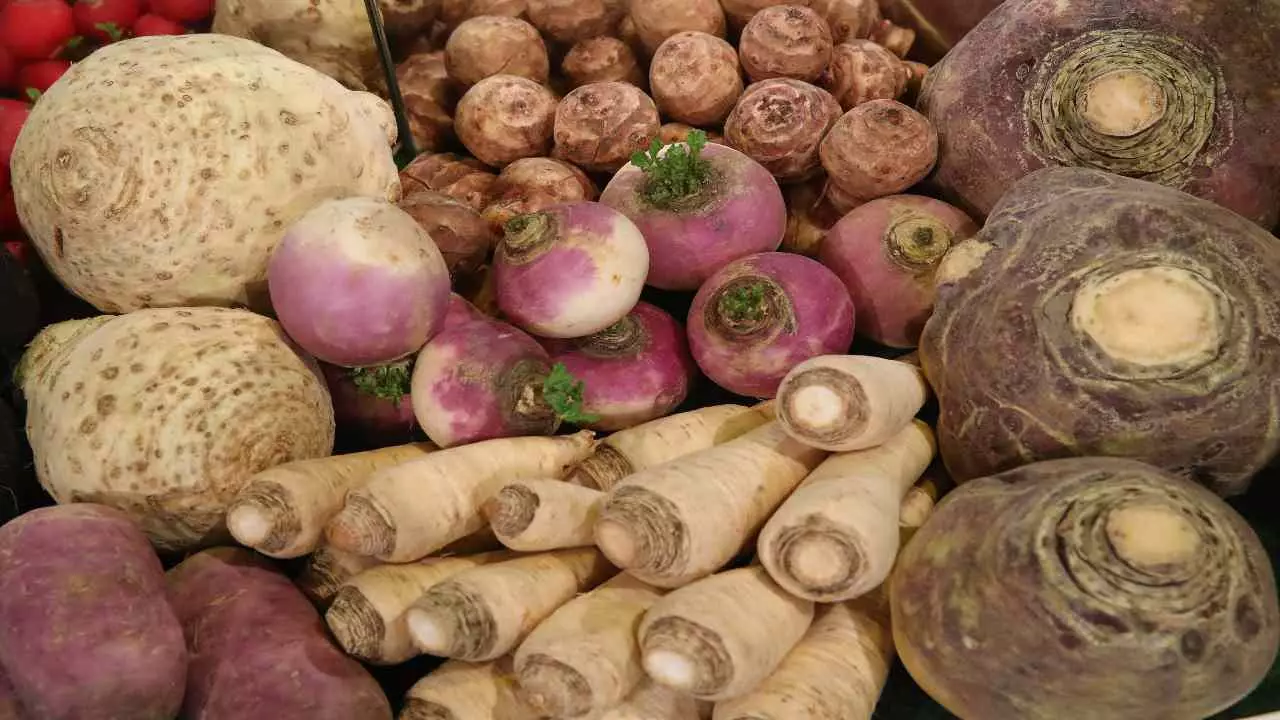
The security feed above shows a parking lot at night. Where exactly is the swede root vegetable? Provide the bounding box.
[650,32,742,127]
[688,252,854,398]
[226,442,434,558]
[401,153,498,212]
[775,355,929,451]
[513,573,665,717]
[326,431,596,562]
[638,566,814,700]
[712,594,893,720]
[819,99,937,205]
[484,478,604,551]
[781,178,842,256]
[739,6,834,83]
[820,40,909,111]
[0,504,187,720]
[398,190,496,279]
[397,51,456,154]
[600,132,787,291]
[482,158,598,231]
[11,34,399,314]
[401,659,541,720]
[566,403,775,491]
[724,79,842,182]
[268,197,451,368]
[920,166,1280,494]
[167,547,392,720]
[629,0,727,55]
[445,16,549,87]
[406,547,616,661]
[820,194,976,348]
[806,0,881,44]
[528,0,626,44]
[659,123,725,145]
[595,421,826,587]
[758,420,935,602]
[562,37,645,90]
[297,544,383,607]
[17,307,334,551]
[916,0,1280,226]
[455,75,558,168]
[553,81,661,173]
[893,457,1280,720]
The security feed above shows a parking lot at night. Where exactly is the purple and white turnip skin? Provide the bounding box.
[687,252,855,398]
[268,197,452,368]
[321,362,419,447]
[599,135,787,291]
[820,194,978,348]
[540,301,698,431]
[493,201,650,339]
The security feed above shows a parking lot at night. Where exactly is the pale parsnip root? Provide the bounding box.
[296,544,383,608]
[228,443,435,558]
[513,573,665,718]
[325,431,596,562]
[401,658,542,720]
[600,680,707,720]
[406,548,616,661]
[638,566,815,701]
[484,479,604,552]
[776,355,930,451]
[899,465,951,544]
[758,421,936,603]
[594,422,827,588]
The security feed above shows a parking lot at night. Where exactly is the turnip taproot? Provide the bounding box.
[917,0,1280,226]
[398,189,495,279]
[649,31,742,127]
[739,5,834,83]
[553,81,661,173]
[482,157,598,232]
[724,78,842,182]
[629,0,726,56]
[444,15,549,87]
[455,74,558,168]
[396,51,456,154]
[401,659,541,720]
[820,39,909,111]
[892,457,1280,720]
[562,36,645,90]
[401,152,498,212]
[527,0,626,44]
[819,99,937,207]
[920,167,1280,495]
[484,478,604,552]
[600,132,787,291]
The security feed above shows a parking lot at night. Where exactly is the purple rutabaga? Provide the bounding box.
[600,131,787,291]
[268,197,452,368]
[493,202,650,339]
[321,362,419,447]
[541,302,698,431]
[687,252,855,398]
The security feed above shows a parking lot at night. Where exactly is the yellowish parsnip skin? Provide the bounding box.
[484,479,605,552]
[401,658,542,720]
[775,355,930,452]
[296,544,383,608]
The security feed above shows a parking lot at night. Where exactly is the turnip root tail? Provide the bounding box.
[483,479,604,552]
[776,355,930,451]
[401,659,542,720]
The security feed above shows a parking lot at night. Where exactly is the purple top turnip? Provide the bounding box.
[493,201,650,339]
[541,302,698,431]
[600,130,787,291]
[687,252,855,398]
[321,362,419,447]
[268,197,451,368]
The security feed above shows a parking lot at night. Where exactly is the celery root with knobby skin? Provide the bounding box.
[227,443,435,559]
[406,548,616,661]
[775,355,929,451]
[594,422,827,588]
[758,420,935,602]
[484,479,604,552]
[401,658,541,720]
[325,431,596,562]
[638,566,814,700]
[296,544,383,608]
[513,573,665,718]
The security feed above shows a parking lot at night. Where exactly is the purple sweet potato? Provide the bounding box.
[167,546,392,720]
[0,504,187,720]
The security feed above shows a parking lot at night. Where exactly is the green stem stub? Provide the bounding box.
[500,212,557,264]
[632,129,715,210]
[720,282,769,324]
[542,362,599,425]
[351,360,413,404]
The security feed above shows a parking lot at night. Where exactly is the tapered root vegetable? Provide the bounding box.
[758,421,935,602]
[445,16,549,87]
[724,79,842,182]
[820,40,909,111]
[326,431,596,562]
[595,422,827,587]
[528,0,627,44]
[485,479,604,552]
[0,505,187,720]
[553,82,661,173]
[406,548,615,661]
[513,573,664,717]
[399,190,496,279]
[659,123,725,145]
[775,356,929,451]
[688,252,855,399]
[566,403,775,491]
[401,153,498,212]
[401,659,542,720]
[819,99,937,204]
[712,595,893,720]
[397,51,456,154]
[11,34,399,313]
[482,158,598,231]
[781,178,842,256]
[562,37,645,90]
[650,32,742,127]
[898,466,948,543]
[739,6,834,83]
[297,544,384,607]
[916,0,1280,226]
[893,457,1280,719]
[456,75,558,168]
[820,194,977,348]
[601,681,706,720]
[920,167,1280,494]
[629,0,727,55]
[807,0,881,44]
[638,566,814,700]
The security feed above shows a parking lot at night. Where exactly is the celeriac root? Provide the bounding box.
[401,658,542,720]
[296,544,383,608]
[776,355,929,451]
[484,479,604,552]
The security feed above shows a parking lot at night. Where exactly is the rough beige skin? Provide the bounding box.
[400,153,498,212]
[396,51,456,154]
[807,0,881,43]
[11,35,398,314]
[528,0,627,44]
[821,40,909,110]
[553,82,661,173]
[630,0,727,56]
[563,37,646,90]
[455,75,559,168]
[445,16,549,87]
[650,32,743,127]
[819,99,937,203]
[739,5,834,83]
[724,78,842,182]
[17,307,335,552]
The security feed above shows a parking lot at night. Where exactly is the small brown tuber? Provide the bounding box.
[820,40,910,111]
[481,158,599,230]
[650,32,743,127]
[445,16,549,87]
[659,123,725,145]
[720,0,792,31]
[629,0,727,56]
[400,153,499,211]
[562,37,646,89]
[396,51,457,154]
[398,190,496,279]
[553,81,662,173]
[724,78,842,182]
[869,19,915,57]
[807,0,882,44]
[441,0,528,28]
[739,5,834,83]
[456,75,560,168]
[528,0,627,44]
[782,176,843,255]
[820,99,938,204]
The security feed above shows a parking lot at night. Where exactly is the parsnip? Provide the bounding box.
[484,479,604,552]
[899,466,950,544]
[326,431,596,562]
[638,566,814,701]
[406,548,616,662]
[513,573,664,718]
[599,680,707,720]
[758,421,936,602]
[594,422,827,588]
[295,544,383,608]
[401,658,541,720]
[228,443,435,558]
[776,355,930,451]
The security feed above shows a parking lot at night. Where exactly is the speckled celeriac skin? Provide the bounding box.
[10,34,399,314]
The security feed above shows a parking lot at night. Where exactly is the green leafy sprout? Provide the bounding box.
[351,361,413,405]
[630,129,713,209]
[542,362,599,425]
